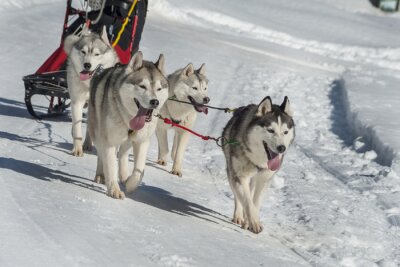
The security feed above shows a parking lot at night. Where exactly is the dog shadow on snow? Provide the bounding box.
[0,157,104,193]
[131,183,232,226]
[0,131,72,155]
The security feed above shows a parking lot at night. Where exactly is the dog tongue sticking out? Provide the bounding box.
[129,105,149,131]
[197,105,208,115]
[80,71,91,81]
[267,149,281,171]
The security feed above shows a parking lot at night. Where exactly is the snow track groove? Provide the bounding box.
[330,78,395,167]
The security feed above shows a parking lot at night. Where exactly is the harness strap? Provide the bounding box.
[155,114,238,147]
[168,95,237,113]
[112,0,139,47]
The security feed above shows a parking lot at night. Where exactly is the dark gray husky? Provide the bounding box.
[222,96,295,233]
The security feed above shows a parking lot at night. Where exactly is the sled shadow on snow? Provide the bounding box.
[0,157,104,193]
[0,97,34,119]
[0,97,70,122]
[131,183,231,226]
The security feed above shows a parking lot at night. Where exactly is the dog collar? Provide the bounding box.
[170,117,181,125]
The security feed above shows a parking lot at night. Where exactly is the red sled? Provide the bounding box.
[22,0,147,119]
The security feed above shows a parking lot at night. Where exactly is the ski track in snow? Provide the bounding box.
[1,0,400,266]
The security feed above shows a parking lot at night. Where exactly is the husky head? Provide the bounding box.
[174,63,210,114]
[247,96,295,171]
[119,51,169,131]
[64,25,118,82]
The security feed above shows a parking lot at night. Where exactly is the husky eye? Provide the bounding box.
[157,87,163,91]
[81,50,86,55]
[204,87,207,91]
[94,53,100,57]
[192,87,198,90]
[139,85,146,89]
[284,130,289,135]
[267,129,275,134]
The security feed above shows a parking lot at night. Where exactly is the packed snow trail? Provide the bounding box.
[1,1,400,266]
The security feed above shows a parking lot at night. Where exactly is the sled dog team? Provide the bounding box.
[64,28,295,233]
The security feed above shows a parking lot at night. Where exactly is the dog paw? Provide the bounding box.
[232,216,244,225]
[82,142,92,152]
[94,175,105,184]
[157,159,167,166]
[242,220,263,234]
[71,145,84,157]
[108,189,125,199]
[125,175,142,194]
[170,169,182,177]
[107,183,125,199]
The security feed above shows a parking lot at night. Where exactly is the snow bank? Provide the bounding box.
[149,0,400,71]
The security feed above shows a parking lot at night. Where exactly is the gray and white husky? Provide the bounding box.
[155,63,209,177]
[88,51,168,199]
[222,96,295,233]
[64,26,119,157]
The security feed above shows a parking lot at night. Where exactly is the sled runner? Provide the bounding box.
[23,0,147,119]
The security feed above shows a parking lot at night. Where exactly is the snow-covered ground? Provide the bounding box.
[1,0,400,266]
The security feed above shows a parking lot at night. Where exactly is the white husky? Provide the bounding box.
[88,51,169,198]
[64,26,119,156]
[156,63,209,177]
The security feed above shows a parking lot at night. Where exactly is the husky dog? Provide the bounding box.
[155,63,209,177]
[88,51,168,198]
[222,96,295,233]
[64,26,119,157]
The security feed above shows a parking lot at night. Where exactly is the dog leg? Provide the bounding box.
[125,140,150,194]
[82,124,92,152]
[227,170,244,225]
[232,191,244,225]
[102,146,125,199]
[171,129,191,177]
[234,178,263,234]
[118,140,131,184]
[94,153,105,184]
[247,170,274,230]
[156,126,168,166]
[70,99,86,157]
[251,170,274,213]
[171,133,178,160]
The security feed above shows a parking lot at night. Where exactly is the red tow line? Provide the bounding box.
[156,114,239,147]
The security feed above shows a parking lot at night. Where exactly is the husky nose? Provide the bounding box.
[83,63,91,70]
[150,99,159,108]
[277,145,286,153]
[203,97,210,104]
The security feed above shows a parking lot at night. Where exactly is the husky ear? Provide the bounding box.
[63,34,80,55]
[280,96,293,117]
[101,25,111,47]
[127,51,143,72]
[256,96,273,117]
[155,54,166,75]
[197,63,206,75]
[182,63,194,76]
